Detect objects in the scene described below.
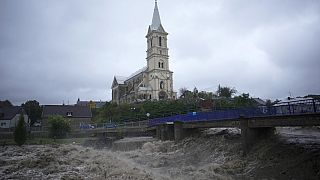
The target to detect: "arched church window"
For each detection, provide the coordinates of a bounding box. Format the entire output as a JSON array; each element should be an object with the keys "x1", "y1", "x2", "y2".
[
  {"x1": 160, "y1": 81, "x2": 164, "y2": 89},
  {"x1": 159, "y1": 37, "x2": 162, "y2": 46},
  {"x1": 158, "y1": 62, "x2": 161, "y2": 68},
  {"x1": 161, "y1": 63, "x2": 164, "y2": 68}
]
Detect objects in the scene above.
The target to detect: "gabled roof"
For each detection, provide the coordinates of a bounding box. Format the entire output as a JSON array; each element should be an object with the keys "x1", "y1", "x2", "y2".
[
  {"x1": 126, "y1": 66, "x2": 147, "y2": 81},
  {"x1": 112, "y1": 76, "x2": 127, "y2": 88},
  {"x1": 42, "y1": 105, "x2": 92, "y2": 118},
  {"x1": 0, "y1": 106, "x2": 23, "y2": 120},
  {"x1": 115, "y1": 76, "x2": 127, "y2": 84},
  {"x1": 253, "y1": 98, "x2": 266, "y2": 106}
]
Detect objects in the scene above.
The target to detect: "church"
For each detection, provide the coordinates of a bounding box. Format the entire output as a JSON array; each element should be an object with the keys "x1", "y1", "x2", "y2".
[{"x1": 111, "y1": 1, "x2": 177, "y2": 104}]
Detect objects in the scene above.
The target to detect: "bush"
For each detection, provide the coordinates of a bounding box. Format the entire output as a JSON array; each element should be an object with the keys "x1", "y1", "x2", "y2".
[
  {"x1": 48, "y1": 115, "x2": 71, "y2": 138},
  {"x1": 14, "y1": 113, "x2": 27, "y2": 146}
]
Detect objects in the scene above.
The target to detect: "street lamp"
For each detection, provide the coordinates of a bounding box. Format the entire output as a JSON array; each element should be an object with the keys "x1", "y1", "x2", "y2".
[{"x1": 131, "y1": 107, "x2": 136, "y2": 121}]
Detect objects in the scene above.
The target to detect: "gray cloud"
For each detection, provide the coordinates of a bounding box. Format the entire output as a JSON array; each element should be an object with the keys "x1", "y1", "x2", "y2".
[{"x1": 1, "y1": 0, "x2": 319, "y2": 105}]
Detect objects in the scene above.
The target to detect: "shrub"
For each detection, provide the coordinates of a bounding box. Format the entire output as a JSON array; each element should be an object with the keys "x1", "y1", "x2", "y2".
[
  {"x1": 48, "y1": 115, "x2": 71, "y2": 138},
  {"x1": 14, "y1": 113, "x2": 27, "y2": 146}
]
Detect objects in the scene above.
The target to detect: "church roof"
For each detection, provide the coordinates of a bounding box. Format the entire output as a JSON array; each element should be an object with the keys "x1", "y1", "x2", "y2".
[
  {"x1": 149, "y1": 0, "x2": 166, "y2": 33},
  {"x1": 151, "y1": 1, "x2": 161, "y2": 30},
  {"x1": 114, "y1": 76, "x2": 127, "y2": 84},
  {"x1": 126, "y1": 66, "x2": 147, "y2": 81}
]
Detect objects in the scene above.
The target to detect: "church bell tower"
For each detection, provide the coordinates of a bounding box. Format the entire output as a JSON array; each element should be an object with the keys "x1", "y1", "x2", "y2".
[{"x1": 146, "y1": 1, "x2": 175, "y2": 100}]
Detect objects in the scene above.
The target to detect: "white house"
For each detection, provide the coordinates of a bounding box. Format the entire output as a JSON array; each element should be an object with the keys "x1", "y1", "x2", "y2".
[
  {"x1": 273, "y1": 97, "x2": 320, "y2": 115},
  {"x1": 0, "y1": 106, "x2": 29, "y2": 129}
]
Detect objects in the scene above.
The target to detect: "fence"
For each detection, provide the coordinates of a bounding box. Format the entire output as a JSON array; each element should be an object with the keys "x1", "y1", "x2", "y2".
[{"x1": 149, "y1": 100, "x2": 320, "y2": 126}]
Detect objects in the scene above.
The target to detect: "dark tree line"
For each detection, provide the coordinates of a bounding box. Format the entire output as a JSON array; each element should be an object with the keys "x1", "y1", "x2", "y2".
[{"x1": 93, "y1": 85, "x2": 260, "y2": 123}]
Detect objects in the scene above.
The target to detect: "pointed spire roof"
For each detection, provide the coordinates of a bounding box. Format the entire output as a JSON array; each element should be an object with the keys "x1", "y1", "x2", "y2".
[
  {"x1": 151, "y1": 0, "x2": 161, "y2": 30},
  {"x1": 150, "y1": 0, "x2": 166, "y2": 33}
]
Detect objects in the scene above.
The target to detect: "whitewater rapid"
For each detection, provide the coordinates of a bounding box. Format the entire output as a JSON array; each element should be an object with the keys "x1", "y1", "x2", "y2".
[{"x1": 1, "y1": 127, "x2": 320, "y2": 179}]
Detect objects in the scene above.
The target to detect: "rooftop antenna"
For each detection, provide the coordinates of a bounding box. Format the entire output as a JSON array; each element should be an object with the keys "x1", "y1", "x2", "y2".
[{"x1": 289, "y1": 91, "x2": 293, "y2": 98}]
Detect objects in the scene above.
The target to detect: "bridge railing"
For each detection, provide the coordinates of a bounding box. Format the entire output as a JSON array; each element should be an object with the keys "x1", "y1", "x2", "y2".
[
  {"x1": 148, "y1": 99, "x2": 320, "y2": 126},
  {"x1": 79, "y1": 120, "x2": 149, "y2": 130}
]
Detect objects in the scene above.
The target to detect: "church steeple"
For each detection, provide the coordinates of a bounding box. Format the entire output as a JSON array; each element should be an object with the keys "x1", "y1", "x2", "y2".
[
  {"x1": 146, "y1": 0, "x2": 169, "y2": 69},
  {"x1": 149, "y1": 0, "x2": 166, "y2": 33},
  {"x1": 151, "y1": 0, "x2": 161, "y2": 30}
]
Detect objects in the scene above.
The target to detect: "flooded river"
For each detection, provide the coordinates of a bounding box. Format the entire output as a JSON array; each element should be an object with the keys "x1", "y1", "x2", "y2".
[{"x1": 1, "y1": 127, "x2": 319, "y2": 179}]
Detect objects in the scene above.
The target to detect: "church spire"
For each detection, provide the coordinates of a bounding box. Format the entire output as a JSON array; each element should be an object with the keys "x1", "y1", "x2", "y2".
[{"x1": 151, "y1": 0, "x2": 162, "y2": 30}]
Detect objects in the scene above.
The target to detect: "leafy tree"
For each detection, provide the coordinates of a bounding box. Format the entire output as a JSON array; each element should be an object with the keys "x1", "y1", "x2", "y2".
[
  {"x1": 217, "y1": 85, "x2": 237, "y2": 98},
  {"x1": 22, "y1": 100, "x2": 42, "y2": 125},
  {"x1": 14, "y1": 113, "x2": 27, "y2": 146},
  {"x1": 48, "y1": 115, "x2": 71, "y2": 138},
  {"x1": 0, "y1": 100, "x2": 13, "y2": 108},
  {"x1": 233, "y1": 93, "x2": 255, "y2": 107}
]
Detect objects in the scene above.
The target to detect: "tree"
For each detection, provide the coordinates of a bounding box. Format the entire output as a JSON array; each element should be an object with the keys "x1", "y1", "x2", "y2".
[
  {"x1": 193, "y1": 87, "x2": 199, "y2": 98},
  {"x1": 0, "y1": 100, "x2": 13, "y2": 108},
  {"x1": 179, "y1": 87, "x2": 188, "y2": 98},
  {"x1": 14, "y1": 113, "x2": 27, "y2": 146},
  {"x1": 21, "y1": 100, "x2": 42, "y2": 126},
  {"x1": 216, "y1": 85, "x2": 237, "y2": 98},
  {"x1": 234, "y1": 93, "x2": 255, "y2": 107},
  {"x1": 48, "y1": 115, "x2": 71, "y2": 138}
]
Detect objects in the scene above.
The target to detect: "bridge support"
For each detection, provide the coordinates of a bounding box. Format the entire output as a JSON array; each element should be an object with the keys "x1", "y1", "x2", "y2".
[
  {"x1": 240, "y1": 117, "x2": 275, "y2": 155},
  {"x1": 174, "y1": 121, "x2": 184, "y2": 141},
  {"x1": 156, "y1": 124, "x2": 174, "y2": 141}
]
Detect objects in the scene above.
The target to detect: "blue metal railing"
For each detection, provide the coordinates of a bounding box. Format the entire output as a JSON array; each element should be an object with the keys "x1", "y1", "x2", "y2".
[{"x1": 148, "y1": 100, "x2": 320, "y2": 126}]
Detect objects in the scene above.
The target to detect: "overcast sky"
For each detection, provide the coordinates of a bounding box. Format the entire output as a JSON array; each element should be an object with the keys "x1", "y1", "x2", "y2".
[{"x1": 1, "y1": 0, "x2": 319, "y2": 105}]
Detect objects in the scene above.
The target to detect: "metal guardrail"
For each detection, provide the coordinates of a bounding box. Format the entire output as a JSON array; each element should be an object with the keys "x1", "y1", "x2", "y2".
[
  {"x1": 79, "y1": 120, "x2": 149, "y2": 130},
  {"x1": 149, "y1": 100, "x2": 320, "y2": 126}
]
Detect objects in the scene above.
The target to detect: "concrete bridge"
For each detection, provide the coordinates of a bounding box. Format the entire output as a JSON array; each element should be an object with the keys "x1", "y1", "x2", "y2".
[
  {"x1": 149, "y1": 113, "x2": 320, "y2": 154},
  {"x1": 83, "y1": 111, "x2": 320, "y2": 153},
  {"x1": 79, "y1": 100, "x2": 320, "y2": 153}
]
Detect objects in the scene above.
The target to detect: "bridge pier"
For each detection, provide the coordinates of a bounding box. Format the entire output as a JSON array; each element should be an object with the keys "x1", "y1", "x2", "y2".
[
  {"x1": 174, "y1": 121, "x2": 184, "y2": 141},
  {"x1": 156, "y1": 124, "x2": 174, "y2": 141},
  {"x1": 240, "y1": 117, "x2": 275, "y2": 155}
]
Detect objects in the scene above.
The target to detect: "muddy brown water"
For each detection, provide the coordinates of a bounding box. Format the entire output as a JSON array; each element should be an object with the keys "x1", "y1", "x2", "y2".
[{"x1": 0, "y1": 127, "x2": 319, "y2": 179}]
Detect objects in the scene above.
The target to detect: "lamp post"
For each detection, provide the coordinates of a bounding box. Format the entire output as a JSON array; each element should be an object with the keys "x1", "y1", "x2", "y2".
[{"x1": 131, "y1": 107, "x2": 136, "y2": 121}]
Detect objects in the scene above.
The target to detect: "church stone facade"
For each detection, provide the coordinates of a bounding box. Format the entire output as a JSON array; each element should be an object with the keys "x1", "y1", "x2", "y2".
[{"x1": 111, "y1": 1, "x2": 177, "y2": 104}]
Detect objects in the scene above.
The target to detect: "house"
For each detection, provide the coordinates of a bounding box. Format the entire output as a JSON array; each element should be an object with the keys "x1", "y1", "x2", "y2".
[
  {"x1": 76, "y1": 98, "x2": 106, "y2": 109},
  {"x1": 42, "y1": 105, "x2": 92, "y2": 130},
  {"x1": 0, "y1": 106, "x2": 28, "y2": 129},
  {"x1": 111, "y1": 1, "x2": 177, "y2": 104},
  {"x1": 253, "y1": 98, "x2": 268, "y2": 113},
  {"x1": 273, "y1": 97, "x2": 320, "y2": 115}
]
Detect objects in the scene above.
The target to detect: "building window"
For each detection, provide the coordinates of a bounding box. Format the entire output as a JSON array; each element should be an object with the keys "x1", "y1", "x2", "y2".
[
  {"x1": 0, "y1": 122, "x2": 6, "y2": 126},
  {"x1": 151, "y1": 38, "x2": 153, "y2": 47},
  {"x1": 159, "y1": 62, "x2": 161, "y2": 68},
  {"x1": 160, "y1": 81, "x2": 164, "y2": 89},
  {"x1": 150, "y1": 94, "x2": 152, "y2": 99},
  {"x1": 161, "y1": 62, "x2": 164, "y2": 68},
  {"x1": 159, "y1": 37, "x2": 162, "y2": 46}
]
